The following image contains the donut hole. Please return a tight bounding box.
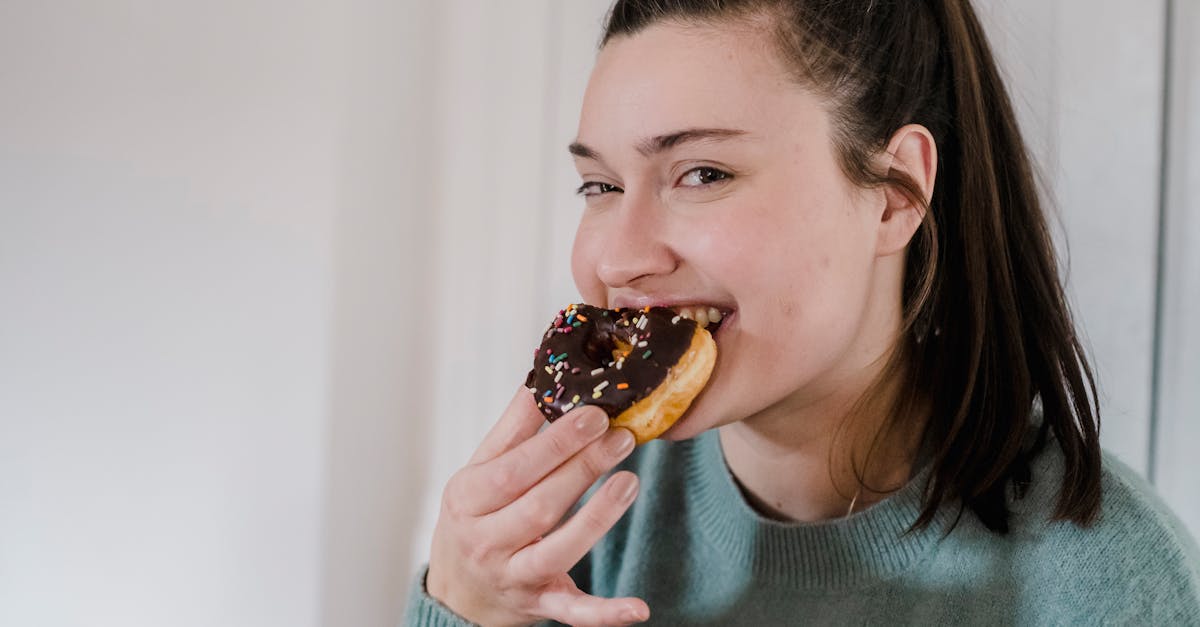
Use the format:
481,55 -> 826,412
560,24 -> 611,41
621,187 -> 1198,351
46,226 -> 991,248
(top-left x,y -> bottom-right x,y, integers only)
582,326 -> 634,367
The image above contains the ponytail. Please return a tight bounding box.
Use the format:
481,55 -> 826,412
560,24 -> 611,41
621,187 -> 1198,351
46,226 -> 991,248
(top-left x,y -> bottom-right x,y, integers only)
909,0 -> 1102,530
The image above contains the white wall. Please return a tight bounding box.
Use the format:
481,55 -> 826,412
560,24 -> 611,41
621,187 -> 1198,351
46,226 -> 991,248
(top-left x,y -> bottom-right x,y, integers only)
0,1 -> 426,625
319,1 -> 437,625
0,2 -> 1195,627
1155,0 -> 1200,544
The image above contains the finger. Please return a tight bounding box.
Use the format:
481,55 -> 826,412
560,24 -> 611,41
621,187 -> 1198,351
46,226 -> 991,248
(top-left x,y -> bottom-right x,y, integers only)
509,470 -> 639,582
469,386 -> 547,465
537,577 -> 650,627
487,428 -> 635,547
457,405 -> 611,515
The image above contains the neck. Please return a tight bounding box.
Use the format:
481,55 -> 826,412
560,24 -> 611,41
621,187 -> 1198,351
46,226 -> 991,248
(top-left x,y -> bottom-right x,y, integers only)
718,358 -> 927,523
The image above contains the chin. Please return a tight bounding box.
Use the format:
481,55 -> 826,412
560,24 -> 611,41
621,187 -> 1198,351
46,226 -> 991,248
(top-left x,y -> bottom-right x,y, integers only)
658,420 -> 705,442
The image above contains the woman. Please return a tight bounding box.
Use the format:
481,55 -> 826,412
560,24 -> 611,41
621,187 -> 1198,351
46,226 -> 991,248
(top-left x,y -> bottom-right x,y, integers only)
408,1 -> 1200,625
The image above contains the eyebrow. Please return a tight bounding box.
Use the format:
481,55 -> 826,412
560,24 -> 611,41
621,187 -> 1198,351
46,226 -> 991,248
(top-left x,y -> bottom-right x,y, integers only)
568,127 -> 749,162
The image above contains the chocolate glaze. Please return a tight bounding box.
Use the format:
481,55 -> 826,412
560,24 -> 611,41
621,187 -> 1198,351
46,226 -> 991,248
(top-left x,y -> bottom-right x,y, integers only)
524,303 -> 701,421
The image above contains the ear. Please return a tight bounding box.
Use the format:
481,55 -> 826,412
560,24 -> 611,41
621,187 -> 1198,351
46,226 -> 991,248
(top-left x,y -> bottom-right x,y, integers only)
876,124 -> 937,257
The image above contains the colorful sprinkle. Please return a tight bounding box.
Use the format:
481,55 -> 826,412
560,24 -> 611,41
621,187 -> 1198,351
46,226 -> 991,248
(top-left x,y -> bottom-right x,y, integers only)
561,402 -> 575,412
671,315 -> 681,324
643,349 -> 653,359
594,381 -> 610,392
590,368 -> 605,376
617,382 -> 629,390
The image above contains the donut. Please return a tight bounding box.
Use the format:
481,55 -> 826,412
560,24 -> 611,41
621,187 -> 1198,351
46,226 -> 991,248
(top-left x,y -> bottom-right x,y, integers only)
524,303 -> 717,444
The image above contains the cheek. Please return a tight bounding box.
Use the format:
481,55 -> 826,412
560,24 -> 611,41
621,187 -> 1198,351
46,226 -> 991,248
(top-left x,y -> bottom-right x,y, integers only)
700,200 -> 818,294
674,215 -> 753,283
570,219 -> 605,304
720,186 -> 875,352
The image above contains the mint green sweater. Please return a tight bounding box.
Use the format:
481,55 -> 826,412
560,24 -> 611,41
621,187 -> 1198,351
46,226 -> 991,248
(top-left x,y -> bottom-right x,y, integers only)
406,431 -> 1200,625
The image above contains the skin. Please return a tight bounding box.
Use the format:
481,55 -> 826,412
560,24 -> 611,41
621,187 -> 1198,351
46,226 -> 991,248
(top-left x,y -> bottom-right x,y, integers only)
426,19 -> 937,627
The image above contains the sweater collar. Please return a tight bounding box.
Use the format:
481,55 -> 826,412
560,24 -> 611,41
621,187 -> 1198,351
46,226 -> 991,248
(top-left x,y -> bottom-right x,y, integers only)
684,429 -> 955,590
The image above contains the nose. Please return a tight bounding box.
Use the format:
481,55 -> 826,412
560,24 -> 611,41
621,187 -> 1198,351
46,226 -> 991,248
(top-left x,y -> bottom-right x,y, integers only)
594,191 -> 678,289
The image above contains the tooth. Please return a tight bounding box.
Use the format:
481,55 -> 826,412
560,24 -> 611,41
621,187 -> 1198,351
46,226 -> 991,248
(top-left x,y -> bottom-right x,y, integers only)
678,307 -> 694,320
695,307 -> 709,327
708,307 -> 722,324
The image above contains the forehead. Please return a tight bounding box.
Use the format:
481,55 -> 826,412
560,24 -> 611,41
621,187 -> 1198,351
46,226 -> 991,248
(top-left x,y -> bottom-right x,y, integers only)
578,21 -> 812,149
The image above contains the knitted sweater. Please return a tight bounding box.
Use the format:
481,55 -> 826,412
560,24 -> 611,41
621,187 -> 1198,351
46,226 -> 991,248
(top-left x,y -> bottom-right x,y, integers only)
405,430 -> 1200,625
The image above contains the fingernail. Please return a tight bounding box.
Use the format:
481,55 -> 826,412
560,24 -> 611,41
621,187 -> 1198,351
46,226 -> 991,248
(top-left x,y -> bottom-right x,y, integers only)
576,409 -> 608,438
610,473 -> 638,503
622,605 -> 647,623
606,429 -> 635,458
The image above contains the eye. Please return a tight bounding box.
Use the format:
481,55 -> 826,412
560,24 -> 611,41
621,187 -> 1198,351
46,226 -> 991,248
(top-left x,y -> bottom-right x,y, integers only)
679,166 -> 732,187
575,181 -> 623,197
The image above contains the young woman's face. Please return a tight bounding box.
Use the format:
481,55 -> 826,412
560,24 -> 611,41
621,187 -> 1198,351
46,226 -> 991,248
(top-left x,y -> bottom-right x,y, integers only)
571,22 -> 897,439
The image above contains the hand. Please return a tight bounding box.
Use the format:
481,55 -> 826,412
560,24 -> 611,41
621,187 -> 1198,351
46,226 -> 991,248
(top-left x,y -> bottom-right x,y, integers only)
426,386 -> 649,627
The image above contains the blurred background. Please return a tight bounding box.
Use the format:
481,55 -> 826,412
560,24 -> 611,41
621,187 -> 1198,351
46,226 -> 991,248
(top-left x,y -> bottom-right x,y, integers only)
1,1 -> 1196,625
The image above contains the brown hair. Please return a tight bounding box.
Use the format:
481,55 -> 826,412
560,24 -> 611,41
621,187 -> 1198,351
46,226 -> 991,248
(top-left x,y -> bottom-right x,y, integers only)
600,0 -> 1102,533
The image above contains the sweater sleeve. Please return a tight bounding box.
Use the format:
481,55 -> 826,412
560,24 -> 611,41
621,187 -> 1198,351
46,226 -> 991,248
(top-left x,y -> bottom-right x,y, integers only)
402,565 -> 479,627
1092,453 -> 1200,624
1133,513 -> 1200,623
1103,542 -> 1200,625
